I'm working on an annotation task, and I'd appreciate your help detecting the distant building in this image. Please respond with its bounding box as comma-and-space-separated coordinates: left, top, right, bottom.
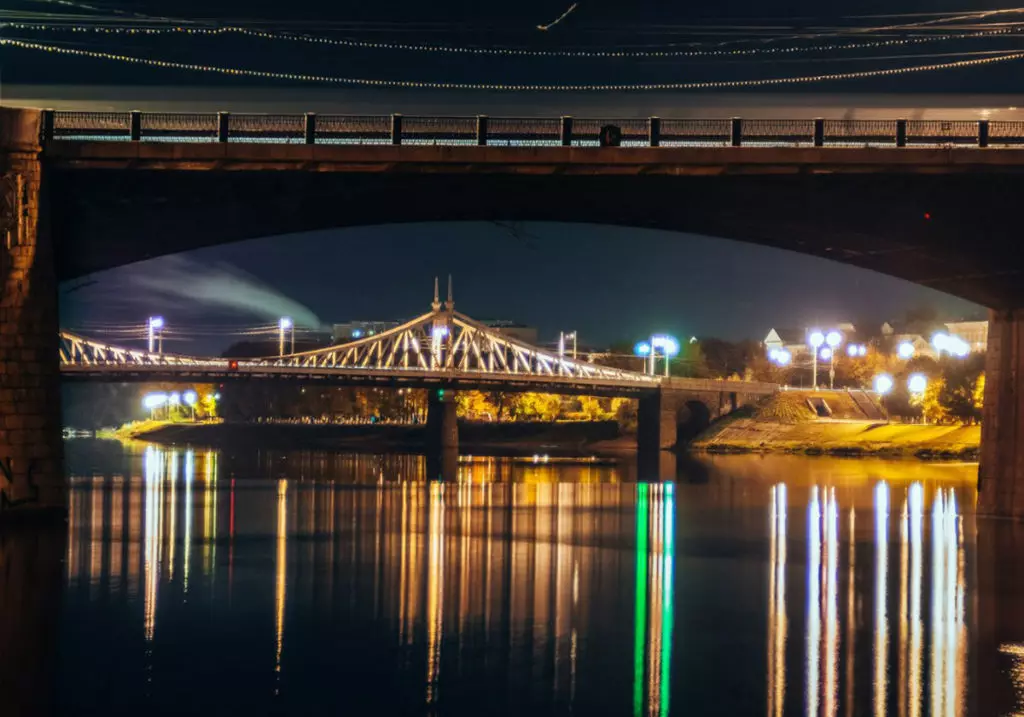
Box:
891, 333, 937, 360
944, 320, 988, 353
763, 328, 812, 358
332, 320, 400, 341
766, 317, 988, 362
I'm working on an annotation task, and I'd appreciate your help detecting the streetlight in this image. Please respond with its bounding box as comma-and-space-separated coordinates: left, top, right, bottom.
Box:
769, 348, 792, 366
897, 341, 915, 360
846, 343, 867, 358
825, 330, 842, 389
559, 331, 578, 361
634, 341, 653, 375
148, 316, 164, 354
279, 317, 294, 356
651, 334, 680, 377
908, 373, 928, 395
808, 330, 825, 389
142, 392, 168, 419
183, 389, 198, 420
873, 374, 894, 395
932, 332, 970, 358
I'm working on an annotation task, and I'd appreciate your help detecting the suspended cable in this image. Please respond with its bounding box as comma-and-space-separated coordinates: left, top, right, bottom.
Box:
537, 3, 578, 31
2, 35, 1023, 90
6, 21, 1024, 58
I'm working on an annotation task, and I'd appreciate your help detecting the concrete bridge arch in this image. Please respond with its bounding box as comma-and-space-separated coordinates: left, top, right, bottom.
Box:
5, 107, 1024, 517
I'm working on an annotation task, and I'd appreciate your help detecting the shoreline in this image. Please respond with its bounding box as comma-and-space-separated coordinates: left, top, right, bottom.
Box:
692, 417, 980, 461
101, 417, 981, 462
109, 419, 634, 457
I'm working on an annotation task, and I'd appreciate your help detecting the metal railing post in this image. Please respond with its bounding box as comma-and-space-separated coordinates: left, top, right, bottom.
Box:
217, 112, 230, 143
649, 116, 661, 147
391, 113, 403, 145
896, 119, 907, 148
560, 116, 573, 146
130, 110, 141, 141
304, 112, 316, 145
731, 117, 743, 147
41, 109, 55, 143
813, 118, 824, 148
978, 119, 990, 148
476, 115, 488, 146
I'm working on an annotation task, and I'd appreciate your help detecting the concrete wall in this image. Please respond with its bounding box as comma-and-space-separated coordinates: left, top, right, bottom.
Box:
0, 108, 64, 514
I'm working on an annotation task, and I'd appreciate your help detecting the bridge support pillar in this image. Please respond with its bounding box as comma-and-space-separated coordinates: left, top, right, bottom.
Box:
979, 308, 1024, 518
638, 390, 677, 478
426, 389, 458, 457
0, 108, 64, 517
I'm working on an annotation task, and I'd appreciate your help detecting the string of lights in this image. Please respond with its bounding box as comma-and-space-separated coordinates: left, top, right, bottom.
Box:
2, 35, 1023, 90
8, 3, 1024, 57
5, 21, 1024, 58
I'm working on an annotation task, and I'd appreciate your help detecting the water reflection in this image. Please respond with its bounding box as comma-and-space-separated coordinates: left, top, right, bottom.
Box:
58, 442, 1024, 716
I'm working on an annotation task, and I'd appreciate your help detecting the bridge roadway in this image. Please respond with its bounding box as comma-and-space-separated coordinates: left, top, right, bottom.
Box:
4, 105, 1024, 517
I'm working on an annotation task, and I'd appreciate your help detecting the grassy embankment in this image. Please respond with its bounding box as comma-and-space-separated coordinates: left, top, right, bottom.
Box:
693, 391, 980, 460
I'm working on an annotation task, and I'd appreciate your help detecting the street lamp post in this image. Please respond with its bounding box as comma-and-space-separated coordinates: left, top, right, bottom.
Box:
651, 335, 680, 377
825, 330, 842, 389
279, 317, 294, 356
634, 341, 652, 375
559, 331, 577, 373
148, 316, 164, 354
808, 330, 825, 389
183, 390, 198, 421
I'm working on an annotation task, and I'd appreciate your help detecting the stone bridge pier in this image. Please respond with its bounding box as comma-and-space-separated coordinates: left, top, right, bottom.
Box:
979, 309, 1024, 518
1, 108, 64, 516
637, 381, 765, 477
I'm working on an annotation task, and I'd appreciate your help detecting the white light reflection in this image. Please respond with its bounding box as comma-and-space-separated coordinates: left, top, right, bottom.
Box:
426, 481, 445, 704
806, 486, 822, 717
875, 482, 890, 717
824, 489, 839, 717
909, 482, 923, 717
183, 449, 194, 593
143, 446, 164, 642
767, 483, 788, 717
274, 479, 287, 685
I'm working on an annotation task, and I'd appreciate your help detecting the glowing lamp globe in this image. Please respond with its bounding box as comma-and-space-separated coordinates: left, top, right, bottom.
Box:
908, 373, 928, 395
873, 374, 894, 395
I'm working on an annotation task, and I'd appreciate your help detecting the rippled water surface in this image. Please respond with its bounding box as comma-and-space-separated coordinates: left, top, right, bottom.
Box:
40, 441, 1024, 715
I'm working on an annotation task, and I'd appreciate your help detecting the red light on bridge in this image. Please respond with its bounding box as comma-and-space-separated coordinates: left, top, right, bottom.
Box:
228, 360, 239, 371
924, 212, 932, 220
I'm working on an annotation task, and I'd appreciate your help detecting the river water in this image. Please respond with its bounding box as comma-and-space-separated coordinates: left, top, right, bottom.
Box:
46, 440, 1024, 715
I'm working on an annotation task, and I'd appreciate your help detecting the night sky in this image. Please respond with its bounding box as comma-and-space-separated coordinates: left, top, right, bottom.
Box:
4, 0, 1003, 352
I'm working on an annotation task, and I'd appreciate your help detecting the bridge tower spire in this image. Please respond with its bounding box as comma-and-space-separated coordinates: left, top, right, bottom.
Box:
445, 275, 454, 312
432, 276, 441, 312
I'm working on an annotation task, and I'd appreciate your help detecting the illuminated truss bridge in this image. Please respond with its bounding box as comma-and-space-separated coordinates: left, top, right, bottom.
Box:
59, 285, 662, 396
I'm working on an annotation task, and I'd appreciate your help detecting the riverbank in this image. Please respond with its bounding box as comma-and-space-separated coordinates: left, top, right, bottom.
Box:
116, 419, 628, 456
693, 418, 980, 460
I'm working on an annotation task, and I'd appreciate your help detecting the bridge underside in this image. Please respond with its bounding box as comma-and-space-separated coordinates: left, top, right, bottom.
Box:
47, 153, 1024, 308
7, 107, 1024, 519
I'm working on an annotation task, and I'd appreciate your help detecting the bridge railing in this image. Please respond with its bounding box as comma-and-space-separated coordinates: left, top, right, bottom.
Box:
40, 111, 1024, 149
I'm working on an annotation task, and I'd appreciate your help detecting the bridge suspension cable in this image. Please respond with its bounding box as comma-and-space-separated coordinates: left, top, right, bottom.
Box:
10, 2, 1024, 57
7, 21, 1024, 59
4, 35, 1024, 90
